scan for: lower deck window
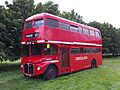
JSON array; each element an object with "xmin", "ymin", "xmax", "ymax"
[
  {"xmin": 21, "ymin": 44, "xmax": 58, "ymax": 57},
  {"xmin": 71, "ymin": 47, "xmax": 101, "ymax": 55},
  {"xmin": 84, "ymin": 48, "xmax": 91, "ymax": 53},
  {"xmin": 21, "ymin": 45, "xmax": 29, "ymax": 56},
  {"xmin": 80, "ymin": 48, "xmax": 83, "ymax": 54},
  {"xmin": 44, "ymin": 44, "xmax": 58, "ymax": 55},
  {"xmin": 21, "ymin": 44, "xmax": 43, "ymax": 56},
  {"xmin": 84, "ymin": 48, "xmax": 101, "ymax": 54},
  {"xmin": 71, "ymin": 48, "xmax": 79, "ymax": 54},
  {"xmin": 31, "ymin": 44, "xmax": 42, "ymax": 55},
  {"xmin": 91, "ymin": 48, "xmax": 101, "ymax": 53}
]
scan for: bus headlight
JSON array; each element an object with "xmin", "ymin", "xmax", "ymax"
[
  {"xmin": 37, "ymin": 66, "xmax": 41, "ymax": 71},
  {"xmin": 21, "ymin": 65, "xmax": 23, "ymax": 68},
  {"xmin": 34, "ymin": 33, "xmax": 39, "ymax": 37}
]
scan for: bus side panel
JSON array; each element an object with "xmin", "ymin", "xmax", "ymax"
[
  {"xmin": 70, "ymin": 52, "xmax": 102, "ymax": 72},
  {"xmin": 88, "ymin": 53, "xmax": 102, "ymax": 67},
  {"xmin": 70, "ymin": 54, "xmax": 90, "ymax": 72},
  {"xmin": 96, "ymin": 53, "xmax": 102, "ymax": 66}
]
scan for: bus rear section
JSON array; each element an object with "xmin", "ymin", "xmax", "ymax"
[{"xmin": 70, "ymin": 46, "xmax": 102, "ymax": 72}]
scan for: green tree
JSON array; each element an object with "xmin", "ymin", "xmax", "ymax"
[
  {"xmin": 5, "ymin": 0, "xmax": 34, "ymax": 19},
  {"xmin": 34, "ymin": 1, "xmax": 60, "ymax": 15},
  {"xmin": 0, "ymin": 17, "xmax": 6, "ymax": 62},
  {"xmin": 0, "ymin": 0, "xmax": 119, "ymax": 62},
  {"xmin": 0, "ymin": 0, "xmax": 62, "ymax": 62},
  {"xmin": 88, "ymin": 21, "xmax": 120, "ymax": 55},
  {"xmin": 33, "ymin": 2, "xmax": 43, "ymax": 14},
  {"xmin": 0, "ymin": 5, "xmax": 11, "ymax": 62},
  {"xmin": 0, "ymin": 0, "xmax": 35, "ymax": 62},
  {"xmin": 60, "ymin": 9, "xmax": 85, "ymax": 24},
  {"xmin": 43, "ymin": 1, "xmax": 60, "ymax": 15}
]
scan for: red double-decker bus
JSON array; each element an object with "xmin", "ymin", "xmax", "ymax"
[{"xmin": 20, "ymin": 13, "xmax": 102, "ymax": 80}]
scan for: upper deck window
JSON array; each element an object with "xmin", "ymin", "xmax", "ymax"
[
  {"xmin": 34, "ymin": 19, "xmax": 44, "ymax": 28},
  {"xmin": 79, "ymin": 27, "xmax": 82, "ymax": 34},
  {"xmin": 90, "ymin": 30, "xmax": 95, "ymax": 36},
  {"xmin": 70, "ymin": 25, "xmax": 79, "ymax": 33},
  {"xmin": 83, "ymin": 28, "xmax": 89, "ymax": 35},
  {"xmin": 45, "ymin": 18, "xmax": 58, "ymax": 28},
  {"xmin": 60, "ymin": 22, "xmax": 69, "ymax": 30},
  {"xmin": 95, "ymin": 31, "xmax": 100, "ymax": 37},
  {"xmin": 24, "ymin": 21, "xmax": 32, "ymax": 29}
]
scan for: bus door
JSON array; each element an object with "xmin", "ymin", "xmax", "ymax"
[{"xmin": 60, "ymin": 45, "xmax": 70, "ymax": 74}]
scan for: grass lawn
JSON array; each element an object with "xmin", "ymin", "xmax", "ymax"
[{"xmin": 0, "ymin": 57, "xmax": 120, "ymax": 90}]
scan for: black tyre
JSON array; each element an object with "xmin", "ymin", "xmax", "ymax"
[
  {"xmin": 91, "ymin": 60, "xmax": 97, "ymax": 68},
  {"xmin": 24, "ymin": 74, "xmax": 28, "ymax": 77},
  {"xmin": 43, "ymin": 65, "xmax": 57, "ymax": 80}
]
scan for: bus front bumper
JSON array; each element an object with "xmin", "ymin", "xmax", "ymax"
[{"xmin": 20, "ymin": 62, "xmax": 49, "ymax": 77}]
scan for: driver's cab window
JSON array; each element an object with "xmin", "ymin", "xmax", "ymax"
[{"xmin": 44, "ymin": 44, "xmax": 58, "ymax": 55}]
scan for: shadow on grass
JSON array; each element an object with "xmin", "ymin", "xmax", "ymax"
[
  {"xmin": 103, "ymin": 55, "xmax": 120, "ymax": 58},
  {"xmin": 60, "ymin": 67, "xmax": 93, "ymax": 77},
  {"xmin": 23, "ymin": 67, "xmax": 97, "ymax": 81},
  {"xmin": 0, "ymin": 63, "xmax": 20, "ymax": 73}
]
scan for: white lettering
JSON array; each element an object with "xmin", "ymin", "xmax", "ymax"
[{"xmin": 76, "ymin": 56, "xmax": 88, "ymax": 61}]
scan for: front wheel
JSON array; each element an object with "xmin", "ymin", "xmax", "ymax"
[
  {"xmin": 24, "ymin": 74, "xmax": 28, "ymax": 77},
  {"xmin": 43, "ymin": 65, "xmax": 57, "ymax": 80}
]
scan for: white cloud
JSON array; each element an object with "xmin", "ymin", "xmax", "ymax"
[
  {"xmin": 37, "ymin": 0, "xmax": 120, "ymax": 28},
  {"xmin": 0, "ymin": 0, "xmax": 120, "ymax": 28}
]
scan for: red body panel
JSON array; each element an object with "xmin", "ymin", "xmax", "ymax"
[{"xmin": 21, "ymin": 13, "xmax": 102, "ymax": 77}]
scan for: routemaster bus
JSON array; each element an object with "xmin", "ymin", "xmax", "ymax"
[{"xmin": 20, "ymin": 13, "xmax": 102, "ymax": 80}]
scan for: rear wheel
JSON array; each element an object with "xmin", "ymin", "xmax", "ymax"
[
  {"xmin": 43, "ymin": 65, "xmax": 57, "ymax": 80},
  {"xmin": 91, "ymin": 60, "xmax": 97, "ymax": 68}
]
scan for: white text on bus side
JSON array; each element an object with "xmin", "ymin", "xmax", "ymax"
[{"xmin": 75, "ymin": 56, "xmax": 88, "ymax": 61}]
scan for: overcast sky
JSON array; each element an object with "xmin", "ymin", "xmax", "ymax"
[{"xmin": 0, "ymin": 0, "xmax": 120, "ymax": 28}]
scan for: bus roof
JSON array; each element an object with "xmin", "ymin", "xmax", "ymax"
[{"xmin": 25, "ymin": 13, "xmax": 99, "ymax": 32}]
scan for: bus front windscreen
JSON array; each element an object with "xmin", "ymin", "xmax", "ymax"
[
  {"xmin": 34, "ymin": 19, "xmax": 44, "ymax": 28},
  {"xmin": 21, "ymin": 44, "xmax": 43, "ymax": 57},
  {"xmin": 24, "ymin": 19, "xmax": 44, "ymax": 29},
  {"xmin": 24, "ymin": 21, "xmax": 32, "ymax": 29}
]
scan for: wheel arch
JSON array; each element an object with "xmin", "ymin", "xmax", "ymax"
[
  {"xmin": 91, "ymin": 58, "xmax": 97, "ymax": 67},
  {"xmin": 91, "ymin": 58, "xmax": 96, "ymax": 62},
  {"xmin": 45, "ymin": 63, "xmax": 59, "ymax": 75}
]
